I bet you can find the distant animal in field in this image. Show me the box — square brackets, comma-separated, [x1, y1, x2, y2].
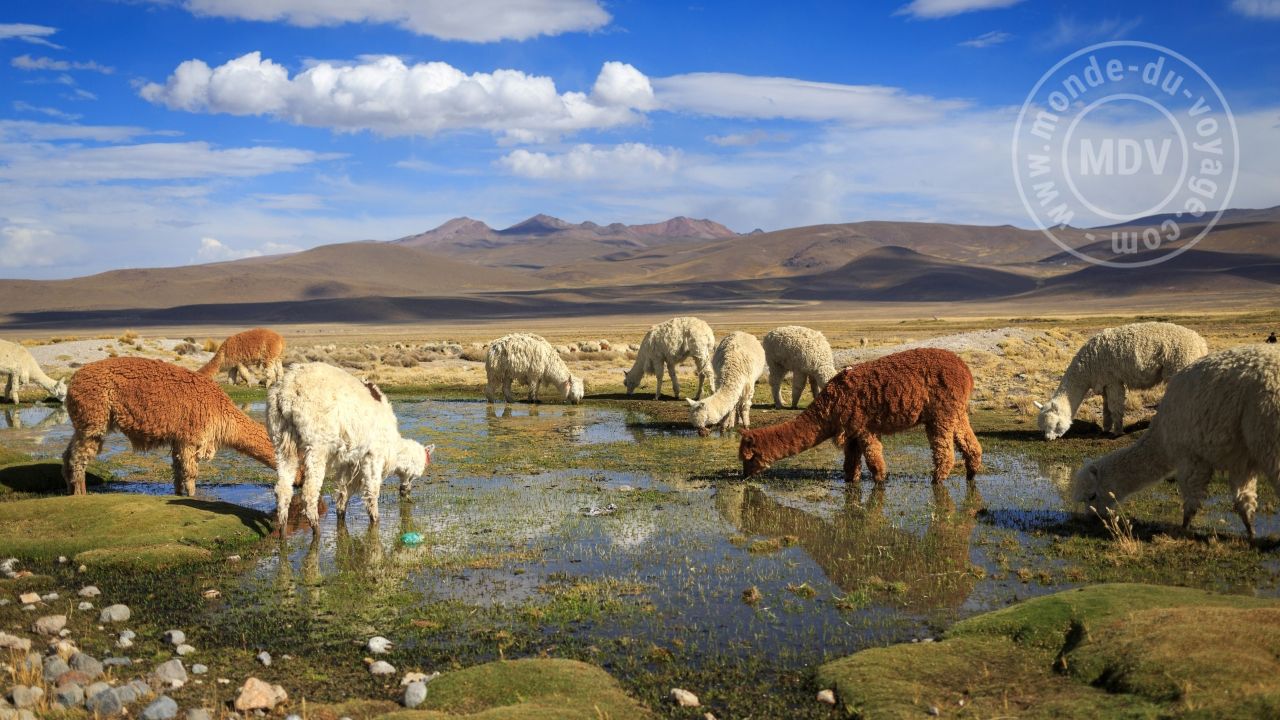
[199, 328, 286, 386]
[623, 316, 716, 400]
[484, 333, 584, 404]
[1036, 322, 1207, 439]
[688, 331, 766, 436]
[62, 357, 276, 495]
[1073, 345, 1280, 540]
[0, 339, 67, 404]
[739, 348, 982, 486]
[762, 326, 835, 409]
[268, 362, 432, 531]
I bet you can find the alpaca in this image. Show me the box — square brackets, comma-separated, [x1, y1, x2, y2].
[687, 331, 765, 436]
[0, 339, 67, 404]
[1072, 346, 1280, 539]
[738, 348, 982, 485]
[762, 326, 836, 409]
[199, 328, 286, 386]
[61, 357, 276, 495]
[1036, 322, 1207, 439]
[484, 334, 585, 404]
[269, 362, 433, 530]
[623, 316, 716, 400]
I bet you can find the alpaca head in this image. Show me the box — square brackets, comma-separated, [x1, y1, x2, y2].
[622, 368, 641, 395]
[49, 378, 68, 402]
[739, 432, 769, 477]
[393, 439, 433, 497]
[1070, 458, 1118, 514]
[562, 376, 585, 405]
[1035, 397, 1072, 440]
[686, 398, 714, 437]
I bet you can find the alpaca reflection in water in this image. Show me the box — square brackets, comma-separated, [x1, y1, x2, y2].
[717, 482, 981, 611]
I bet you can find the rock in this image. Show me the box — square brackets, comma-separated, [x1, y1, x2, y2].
[671, 688, 700, 707]
[78, 586, 101, 598]
[233, 678, 287, 712]
[114, 684, 140, 705]
[40, 593, 59, 601]
[403, 681, 427, 708]
[816, 689, 836, 704]
[164, 630, 186, 646]
[116, 637, 133, 649]
[86, 682, 111, 699]
[103, 657, 132, 667]
[70, 652, 104, 678]
[57, 670, 93, 687]
[927, 706, 941, 716]
[152, 659, 188, 687]
[9, 687, 42, 709]
[176, 644, 196, 656]
[78, 601, 94, 611]
[0, 632, 31, 652]
[256, 651, 272, 666]
[130, 681, 153, 699]
[285, 716, 301, 720]
[78, 564, 87, 572]
[53, 639, 77, 656]
[142, 695, 178, 720]
[367, 636, 393, 654]
[55, 683, 85, 707]
[186, 710, 212, 720]
[85, 688, 124, 716]
[42, 655, 71, 682]
[119, 629, 136, 640]
[369, 660, 396, 675]
[58, 556, 68, 564]
[201, 589, 220, 600]
[191, 664, 207, 675]
[99, 604, 131, 623]
[33, 614, 66, 635]
[0, 558, 17, 575]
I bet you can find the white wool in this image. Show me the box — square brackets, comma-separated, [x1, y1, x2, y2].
[688, 331, 766, 434]
[268, 362, 431, 528]
[0, 339, 67, 403]
[762, 325, 835, 409]
[1037, 322, 1207, 439]
[484, 333, 584, 404]
[1072, 345, 1280, 538]
[623, 316, 716, 400]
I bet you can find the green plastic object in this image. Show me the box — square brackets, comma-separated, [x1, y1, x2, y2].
[400, 531, 424, 546]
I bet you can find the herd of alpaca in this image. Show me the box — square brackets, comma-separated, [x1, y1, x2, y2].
[8, 315, 1280, 542]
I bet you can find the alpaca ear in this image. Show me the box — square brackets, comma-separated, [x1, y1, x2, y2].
[685, 398, 697, 407]
[1033, 400, 1044, 410]
[424, 444, 435, 462]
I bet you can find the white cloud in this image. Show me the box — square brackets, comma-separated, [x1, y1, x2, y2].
[12, 101, 81, 122]
[196, 236, 300, 262]
[0, 141, 340, 183]
[0, 23, 64, 49]
[251, 193, 325, 210]
[705, 130, 791, 147]
[652, 72, 966, 125]
[897, 0, 1023, 19]
[959, 30, 1012, 48]
[1045, 16, 1142, 47]
[11, 54, 114, 74]
[0, 222, 81, 269]
[0, 120, 171, 142]
[500, 143, 680, 181]
[177, 0, 610, 41]
[141, 53, 653, 142]
[1231, 0, 1280, 18]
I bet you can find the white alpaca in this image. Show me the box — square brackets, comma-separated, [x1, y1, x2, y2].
[686, 331, 765, 435]
[1072, 346, 1280, 539]
[268, 362, 433, 530]
[1037, 322, 1207, 439]
[484, 333, 585, 404]
[0, 339, 67, 404]
[623, 316, 716, 400]
[762, 326, 835, 409]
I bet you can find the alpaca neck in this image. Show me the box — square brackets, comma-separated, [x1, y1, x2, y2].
[25, 362, 60, 393]
[753, 411, 833, 464]
[1102, 434, 1173, 502]
[197, 347, 225, 377]
[1054, 360, 1093, 414]
[221, 410, 277, 468]
[701, 366, 748, 423]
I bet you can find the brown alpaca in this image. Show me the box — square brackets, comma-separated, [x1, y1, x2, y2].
[198, 328, 286, 386]
[738, 348, 982, 485]
[62, 357, 277, 495]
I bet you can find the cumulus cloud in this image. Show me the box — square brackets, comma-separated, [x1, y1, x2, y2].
[959, 30, 1011, 48]
[1231, 0, 1280, 18]
[0, 23, 63, 49]
[11, 54, 114, 73]
[897, 0, 1023, 19]
[499, 143, 680, 181]
[705, 130, 791, 147]
[0, 141, 339, 183]
[0, 222, 80, 269]
[176, 0, 610, 41]
[196, 236, 300, 262]
[140, 53, 653, 142]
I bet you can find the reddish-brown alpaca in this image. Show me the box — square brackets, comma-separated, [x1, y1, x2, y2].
[739, 348, 982, 485]
[62, 357, 277, 495]
[198, 328, 286, 385]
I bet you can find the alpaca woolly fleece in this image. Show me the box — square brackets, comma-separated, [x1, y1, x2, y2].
[1072, 345, 1280, 539]
[199, 328, 286, 386]
[61, 357, 276, 495]
[268, 362, 432, 530]
[739, 348, 982, 485]
[688, 331, 766, 435]
[1038, 322, 1207, 439]
[623, 316, 716, 400]
[484, 333, 584, 404]
[762, 326, 835, 409]
[0, 339, 66, 403]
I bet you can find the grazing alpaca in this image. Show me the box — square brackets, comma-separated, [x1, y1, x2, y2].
[484, 333, 585, 404]
[0, 339, 67, 404]
[1073, 346, 1280, 540]
[199, 328, 286, 386]
[1036, 322, 1207, 439]
[623, 316, 716, 400]
[738, 348, 982, 485]
[268, 362, 432, 530]
[762, 326, 836, 409]
[687, 331, 766, 436]
[61, 357, 276, 495]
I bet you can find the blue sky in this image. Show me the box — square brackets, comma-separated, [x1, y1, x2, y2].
[2, 0, 1278, 278]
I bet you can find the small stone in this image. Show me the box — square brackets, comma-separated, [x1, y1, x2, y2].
[41, 592, 59, 601]
[255, 651, 272, 666]
[0, 558, 17, 574]
[927, 706, 941, 716]
[70, 652, 104, 678]
[234, 678, 287, 712]
[152, 658, 188, 687]
[216, 678, 230, 685]
[817, 689, 836, 704]
[54, 639, 77, 656]
[191, 664, 207, 675]
[78, 586, 101, 598]
[78, 565, 87, 573]
[671, 688, 700, 707]
[55, 683, 85, 707]
[33, 615, 66, 635]
[85, 688, 124, 716]
[141, 695, 179, 720]
[114, 684, 139, 705]
[130, 681, 153, 699]
[99, 604, 131, 623]
[78, 601, 93, 611]
[226, 555, 241, 562]
[116, 637, 133, 649]
[285, 715, 301, 720]
[42, 655, 71, 682]
[86, 681, 111, 699]
[201, 589, 220, 600]
[56, 670, 94, 687]
[103, 657, 132, 667]
[403, 681, 427, 708]
[367, 636, 393, 654]
[0, 632, 31, 652]
[176, 644, 196, 656]
[9, 686, 43, 709]
[369, 660, 396, 675]
[186, 710, 212, 720]
[164, 630, 186, 646]
[58, 556, 68, 564]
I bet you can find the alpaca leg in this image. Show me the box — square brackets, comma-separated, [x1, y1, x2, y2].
[843, 437, 866, 483]
[668, 361, 682, 400]
[333, 465, 352, 519]
[274, 446, 301, 528]
[485, 376, 497, 403]
[652, 361, 664, 400]
[693, 361, 707, 401]
[1103, 385, 1126, 435]
[300, 451, 328, 533]
[530, 377, 541, 403]
[3, 373, 17, 404]
[808, 375, 822, 403]
[359, 456, 382, 524]
[1175, 461, 1213, 532]
[768, 364, 785, 409]
[737, 386, 753, 429]
[171, 444, 200, 496]
[953, 417, 983, 484]
[790, 371, 804, 409]
[502, 378, 514, 403]
[863, 435, 887, 484]
[234, 363, 256, 386]
[926, 422, 957, 484]
[62, 433, 103, 495]
[1229, 472, 1259, 540]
